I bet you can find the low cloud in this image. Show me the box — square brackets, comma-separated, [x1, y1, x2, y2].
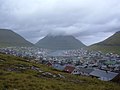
[0, 0, 120, 45]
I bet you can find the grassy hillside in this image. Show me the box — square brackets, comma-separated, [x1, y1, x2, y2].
[35, 35, 86, 50]
[0, 53, 120, 90]
[89, 45, 120, 54]
[100, 31, 120, 45]
[0, 29, 34, 47]
[89, 31, 120, 54]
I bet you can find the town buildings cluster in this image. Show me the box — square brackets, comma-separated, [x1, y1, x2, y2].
[0, 47, 120, 82]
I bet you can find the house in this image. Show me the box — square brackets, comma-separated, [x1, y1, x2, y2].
[71, 68, 93, 75]
[46, 62, 53, 67]
[78, 67, 94, 76]
[64, 65, 75, 73]
[90, 69, 119, 81]
[72, 68, 81, 75]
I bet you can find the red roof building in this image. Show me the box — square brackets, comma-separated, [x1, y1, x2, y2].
[64, 65, 75, 73]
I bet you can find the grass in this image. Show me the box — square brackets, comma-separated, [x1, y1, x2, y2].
[88, 32, 120, 55]
[0, 53, 120, 90]
[88, 45, 120, 55]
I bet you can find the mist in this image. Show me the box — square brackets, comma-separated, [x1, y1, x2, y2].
[0, 0, 120, 45]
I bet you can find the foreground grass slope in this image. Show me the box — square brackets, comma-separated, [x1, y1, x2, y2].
[0, 54, 120, 90]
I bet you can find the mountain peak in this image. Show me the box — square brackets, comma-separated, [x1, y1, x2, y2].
[0, 29, 13, 32]
[115, 31, 120, 34]
[47, 34, 74, 37]
[89, 31, 120, 54]
[0, 29, 34, 47]
[36, 35, 86, 50]
[46, 35, 76, 39]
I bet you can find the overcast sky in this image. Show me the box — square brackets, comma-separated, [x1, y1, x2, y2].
[0, 0, 120, 45]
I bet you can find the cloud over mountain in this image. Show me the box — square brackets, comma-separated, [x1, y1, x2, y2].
[0, 0, 120, 45]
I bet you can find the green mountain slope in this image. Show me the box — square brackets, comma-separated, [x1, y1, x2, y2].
[89, 31, 120, 54]
[35, 35, 86, 50]
[0, 29, 34, 47]
[0, 53, 120, 90]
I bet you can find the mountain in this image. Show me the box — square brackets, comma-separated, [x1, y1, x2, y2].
[35, 35, 86, 50]
[0, 53, 120, 90]
[0, 29, 33, 47]
[89, 31, 120, 54]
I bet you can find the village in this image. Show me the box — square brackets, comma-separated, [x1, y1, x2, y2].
[0, 47, 120, 82]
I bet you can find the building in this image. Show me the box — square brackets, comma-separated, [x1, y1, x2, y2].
[90, 69, 119, 82]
